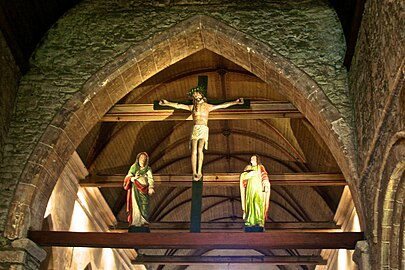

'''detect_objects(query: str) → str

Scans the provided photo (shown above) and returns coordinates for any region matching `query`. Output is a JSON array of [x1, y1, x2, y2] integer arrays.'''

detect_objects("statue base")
[[128, 226, 150, 233], [244, 225, 264, 232]]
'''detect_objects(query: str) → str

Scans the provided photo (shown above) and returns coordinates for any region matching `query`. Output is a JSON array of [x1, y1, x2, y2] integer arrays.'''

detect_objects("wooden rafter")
[[152, 151, 299, 172], [102, 101, 302, 122], [80, 172, 346, 188], [132, 255, 327, 265], [110, 221, 340, 232], [28, 231, 364, 249], [129, 67, 256, 103]]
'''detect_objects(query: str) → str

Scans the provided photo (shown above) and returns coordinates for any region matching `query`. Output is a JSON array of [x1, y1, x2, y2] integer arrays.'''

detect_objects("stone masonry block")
[[30, 183, 54, 230], [278, 73, 294, 102], [9, 264, 24, 270], [152, 40, 172, 73], [138, 51, 158, 83], [264, 61, 280, 93], [292, 86, 307, 116], [200, 28, 220, 54], [62, 93, 87, 114], [50, 128, 76, 165], [83, 84, 114, 118], [307, 89, 332, 113], [28, 165, 53, 196], [71, 98, 100, 132], [103, 75, 128, 106], [4, 202, 31, 240], [28, 143, 54, 170], [28, 143, 62, 181], [49, 108, 86, 148], [49, 107, 71, 130], [305, 102, 322, 133], [10, 183, 37, 209], [80, 73, 100, 97], [279, 60, 304, 84], [329, 118, 353, 170], [38, 124, 65, 150], [120, 62, 143, 93], [216, 32, 235, 64], [185, 28, 204, 54], [168, 32, 189, 65], [233, 41, 251, 72], [24, 127, 73, 171], [19, 162, 43, 185], [11, 239, 46, 262], [318, 104, 341, 132], [249, 50, 266, 82], [93, 60, 122, 88], [0, 250, 26, 263]]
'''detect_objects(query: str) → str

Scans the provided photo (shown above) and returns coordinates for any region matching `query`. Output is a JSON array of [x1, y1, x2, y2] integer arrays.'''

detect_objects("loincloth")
[[190, 124, 209, 150]]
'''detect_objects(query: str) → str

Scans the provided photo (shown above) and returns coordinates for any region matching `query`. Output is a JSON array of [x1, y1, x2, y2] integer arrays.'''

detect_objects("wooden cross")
[[153, 75, 250, 109], [155, 75, 248, 232]]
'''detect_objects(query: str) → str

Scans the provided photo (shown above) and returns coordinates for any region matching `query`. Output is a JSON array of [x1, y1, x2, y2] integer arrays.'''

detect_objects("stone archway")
[[373, 132, 405, 269], [4, 15, 361, 240]]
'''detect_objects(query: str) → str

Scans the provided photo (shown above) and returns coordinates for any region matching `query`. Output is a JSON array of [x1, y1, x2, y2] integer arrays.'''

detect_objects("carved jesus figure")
[[160, 86, 244, 180]]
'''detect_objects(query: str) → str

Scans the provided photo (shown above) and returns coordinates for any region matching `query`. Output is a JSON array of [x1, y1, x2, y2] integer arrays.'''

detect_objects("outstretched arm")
[[210, 98, 244, 111], [159, 99, 192, 111]]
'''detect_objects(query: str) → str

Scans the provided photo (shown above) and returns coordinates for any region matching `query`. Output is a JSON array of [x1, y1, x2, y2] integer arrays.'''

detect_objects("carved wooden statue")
[[160, 86, 243, 180], [123, 152, 155, 229], [240, 155, 270, 231]]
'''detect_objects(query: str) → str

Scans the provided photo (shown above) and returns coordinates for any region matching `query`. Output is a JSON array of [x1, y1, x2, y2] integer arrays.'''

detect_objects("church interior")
[[0, 0, 403, 269]]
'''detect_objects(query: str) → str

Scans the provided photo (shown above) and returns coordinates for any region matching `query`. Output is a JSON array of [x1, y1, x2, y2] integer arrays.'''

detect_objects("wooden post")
[[190, 179, 203, 232], [190, 76, 207, 233]]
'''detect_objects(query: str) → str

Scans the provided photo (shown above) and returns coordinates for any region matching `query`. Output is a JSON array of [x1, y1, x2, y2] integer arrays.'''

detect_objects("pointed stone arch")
[[4, 14, 361, 239], [373, 132, 405, 269]]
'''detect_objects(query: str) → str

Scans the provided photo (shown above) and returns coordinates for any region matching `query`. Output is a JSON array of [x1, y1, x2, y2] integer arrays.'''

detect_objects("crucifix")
[[157, 75, 246, 232]]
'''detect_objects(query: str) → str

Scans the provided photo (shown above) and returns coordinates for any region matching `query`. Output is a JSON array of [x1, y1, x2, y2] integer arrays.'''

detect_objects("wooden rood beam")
[[132, 255, 327, 265], [28, 231, 364, 250], [110, 221, 341, 232], [80, 173, 346, 188], [102, 101, 302, 122]]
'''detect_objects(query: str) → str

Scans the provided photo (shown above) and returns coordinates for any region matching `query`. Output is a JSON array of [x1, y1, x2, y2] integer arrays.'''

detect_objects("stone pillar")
[[0, 238, 46, 270], [353, 240, 371, 270]]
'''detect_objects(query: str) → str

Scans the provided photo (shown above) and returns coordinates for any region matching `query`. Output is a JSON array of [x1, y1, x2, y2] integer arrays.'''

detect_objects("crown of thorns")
[[187, 86, 207, 98]]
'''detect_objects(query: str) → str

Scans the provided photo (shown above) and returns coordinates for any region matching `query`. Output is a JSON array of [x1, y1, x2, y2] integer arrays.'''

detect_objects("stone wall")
[[0, 0, 349, 231], [349, 0, 404, 268], [0, 31, 22, 255], [0, 30, 21, 162]]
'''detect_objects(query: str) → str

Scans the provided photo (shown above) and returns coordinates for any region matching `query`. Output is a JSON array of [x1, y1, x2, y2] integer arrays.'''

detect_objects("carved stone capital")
[[3, 202, 31, 240], [353, 240, 371, 270], [0, 238, 46, 269]]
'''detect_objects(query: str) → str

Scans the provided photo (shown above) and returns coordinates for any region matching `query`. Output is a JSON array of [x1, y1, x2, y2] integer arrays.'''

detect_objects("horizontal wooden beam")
[[28, 231, 363, 250], [80, 173, 346, 188], [111, 221, 340, 232], [102, 101, 302, 122], [132, 255, 327, 265]]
